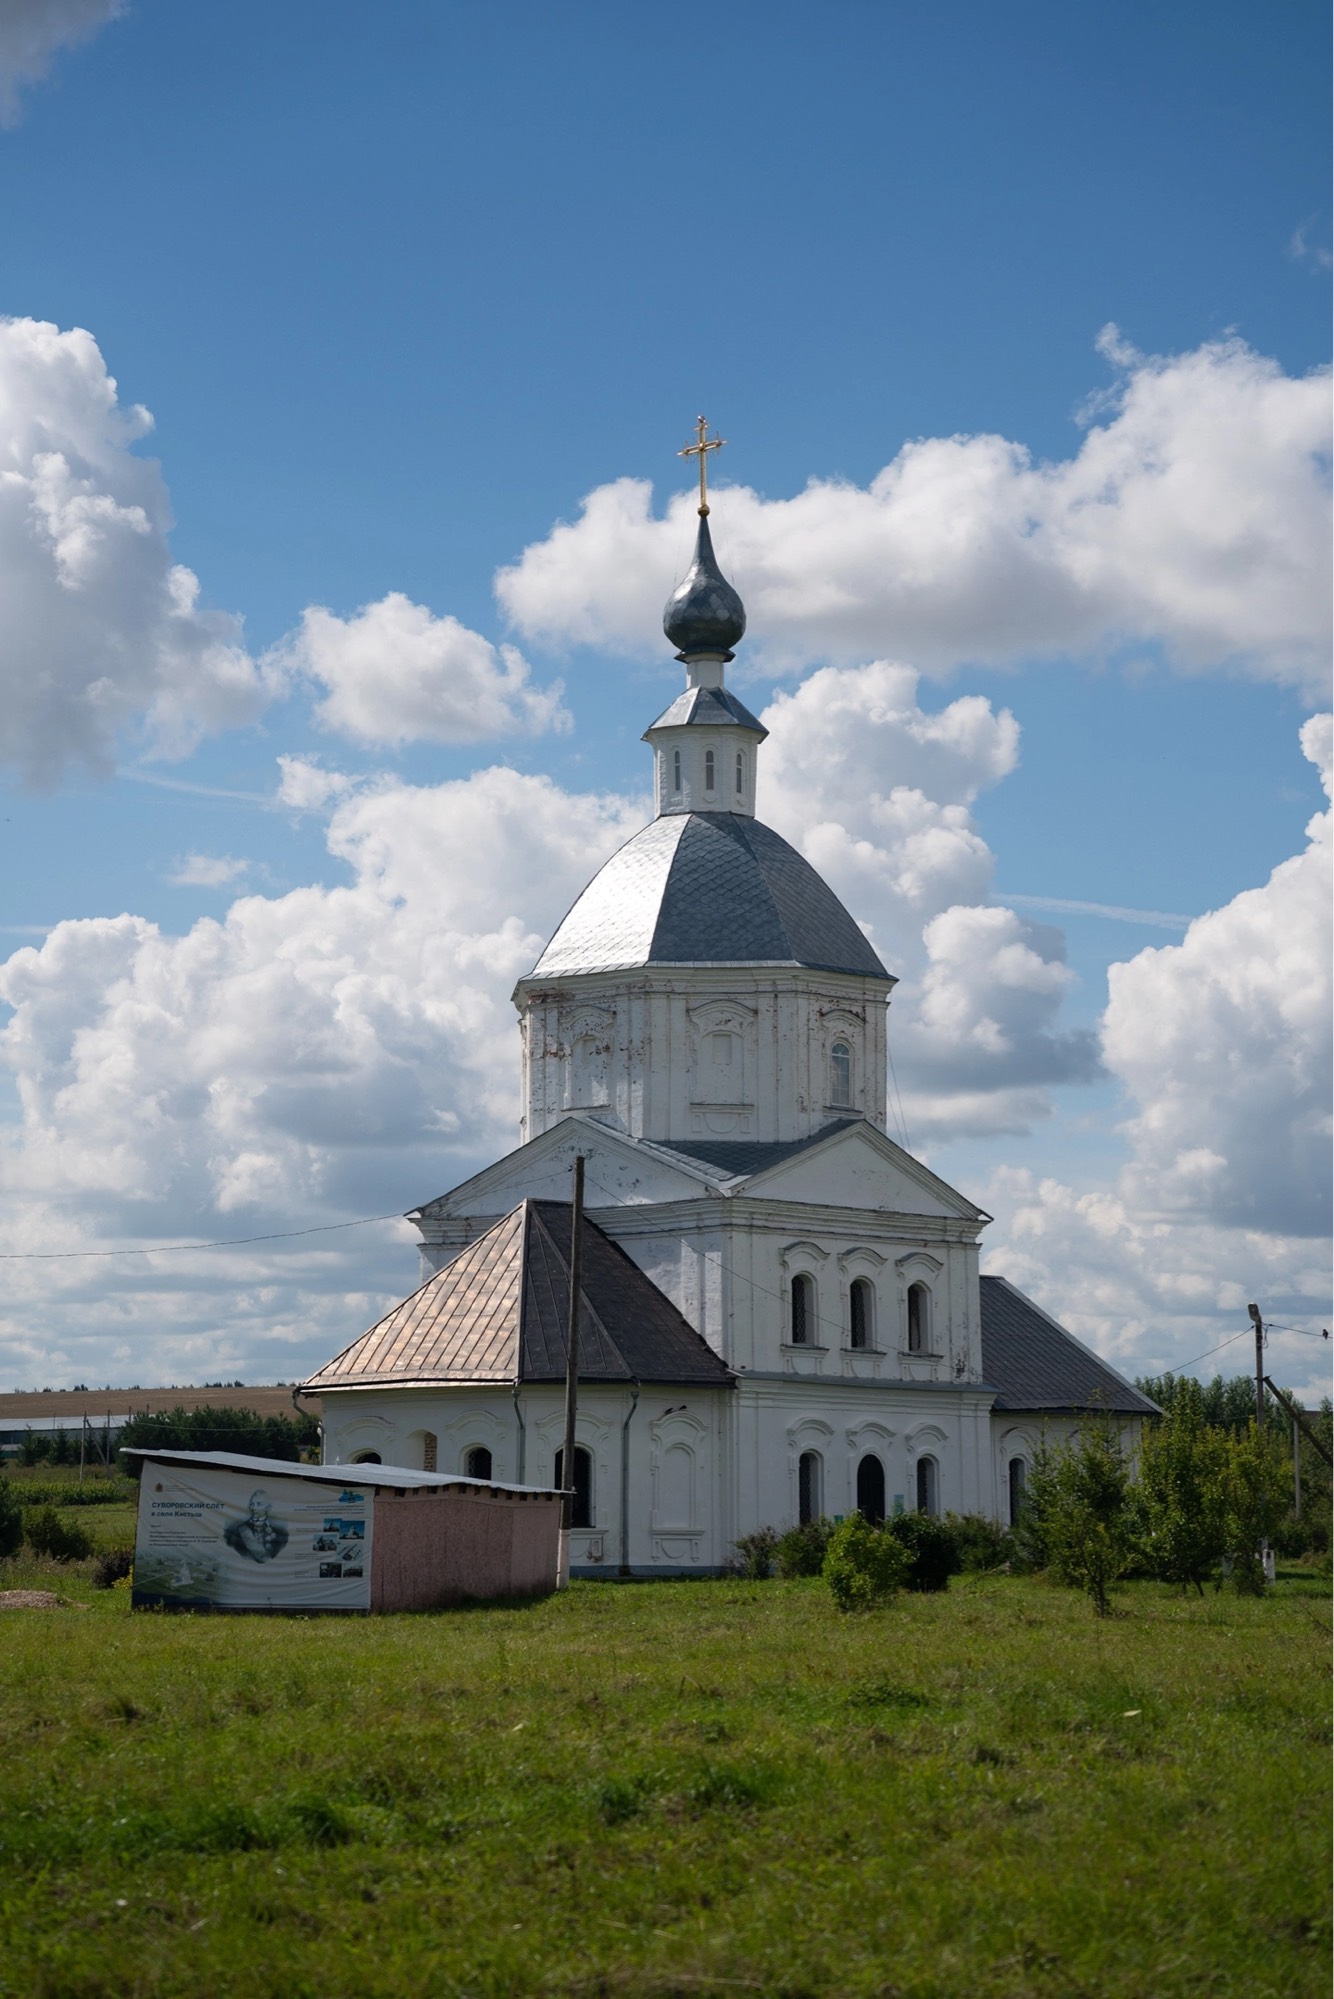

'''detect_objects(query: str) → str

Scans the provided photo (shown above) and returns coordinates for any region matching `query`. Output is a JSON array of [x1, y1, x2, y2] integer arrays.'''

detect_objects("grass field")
[[0, 1565, 1327, 1999]]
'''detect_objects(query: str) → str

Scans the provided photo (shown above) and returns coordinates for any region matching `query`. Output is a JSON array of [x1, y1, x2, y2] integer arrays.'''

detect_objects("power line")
[[0, 1214, 405, 1260]]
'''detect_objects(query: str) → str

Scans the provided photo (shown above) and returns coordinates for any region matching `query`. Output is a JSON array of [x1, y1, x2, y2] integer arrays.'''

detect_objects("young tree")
[[1223, 1421, 1289, 1595], [1136, 1377, 1231, 1593], [1037, 1417, 1135, 1616]]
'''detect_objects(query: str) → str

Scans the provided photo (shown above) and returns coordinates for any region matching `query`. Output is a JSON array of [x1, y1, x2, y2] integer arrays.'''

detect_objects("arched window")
[[830, 1041, 852, 1108], [349, 1451, 381, 1465], [704, 748, 716, 792], [554, 1444, 593, 1529], [1008, 1455, 1027, 1527], [907, 1281, 929, 1354], [672, 748, 681, 793], [421, 1431, 437, 1473], [856, 1454, 886, 1523], [466, 1445, 493, 1482], [735, 750, 744, 795], [798, 1450, 821, 1525], [790, 1272, 814, 1345], [849, 1277, 872, 1350], [916, 1454, 939, 1517]]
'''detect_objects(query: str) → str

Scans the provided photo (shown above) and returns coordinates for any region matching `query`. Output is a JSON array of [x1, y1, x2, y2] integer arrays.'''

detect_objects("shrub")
[[23, 1505, 94, 1562], [944, 1511, 1013, 1573], [887, 1511, 962, 1592], [822, 1515, 909, 1613], [91, 1547, 135, 1589], [775, 1517, 835, 1578], [732, 1527, 779, 1579], [0, 1476, 22, 1561]]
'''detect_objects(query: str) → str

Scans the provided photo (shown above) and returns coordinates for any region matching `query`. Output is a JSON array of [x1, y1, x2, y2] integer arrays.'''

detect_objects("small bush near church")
[[775, 1517, 834, 1578], [732, 1527, 779, 1579], [23, 1504, 93, 1562], [822, 1515, 909, 1612], [887, 1510, 962, 1592], [943, 1510, 1014, 1572]]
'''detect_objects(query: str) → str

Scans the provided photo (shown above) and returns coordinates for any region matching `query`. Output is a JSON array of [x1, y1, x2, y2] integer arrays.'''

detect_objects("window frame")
[[830, 1039, 853, 1108], [848, 1276, 873, 1350], [465, 1445, 493, 1482], [789, 1271, 815, 1346], [797, 1449, 822, 1525], [915, 1453, 939, 1517], [906, 1280, 930, 1354]]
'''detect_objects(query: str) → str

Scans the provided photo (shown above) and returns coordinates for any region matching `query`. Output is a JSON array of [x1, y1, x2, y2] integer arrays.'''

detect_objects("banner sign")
[[133, 1465, 373, 1610]]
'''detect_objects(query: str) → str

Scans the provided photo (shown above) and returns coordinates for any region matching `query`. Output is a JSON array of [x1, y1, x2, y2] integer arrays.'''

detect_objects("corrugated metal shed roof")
[[529, 811, 891, 981], [304, 1201, 733, 1393], [122, 1448, 555, 1496], [979, 1276, 1159, 1415]]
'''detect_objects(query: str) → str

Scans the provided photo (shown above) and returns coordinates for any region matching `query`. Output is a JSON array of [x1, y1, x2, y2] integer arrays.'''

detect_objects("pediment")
[[414, 1116, 721, 1225], [737, 1122, 987, 1223]]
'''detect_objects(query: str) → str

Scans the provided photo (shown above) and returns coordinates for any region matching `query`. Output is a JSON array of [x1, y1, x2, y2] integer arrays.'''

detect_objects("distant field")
[[0, 1567, 1327, 1999]]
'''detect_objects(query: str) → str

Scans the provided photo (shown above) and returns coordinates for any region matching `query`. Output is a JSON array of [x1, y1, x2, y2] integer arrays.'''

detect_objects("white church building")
[[303, 458, 1154, 1574]]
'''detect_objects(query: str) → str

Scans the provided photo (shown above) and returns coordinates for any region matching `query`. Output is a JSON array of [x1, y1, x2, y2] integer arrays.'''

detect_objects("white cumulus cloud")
[[0, 0, 122, 124], [0, 317, 270, 784], [497, 333, 1332, 697], [758, 661, 1100, 1136], [1102, 713, 1332, 1238], [976, 717, 1333, 1388], [167, 854, 251, 890], [273, 592, 569, 748]]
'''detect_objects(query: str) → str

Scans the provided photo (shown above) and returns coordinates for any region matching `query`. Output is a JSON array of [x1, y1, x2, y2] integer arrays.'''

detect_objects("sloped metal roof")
[[529, 812, 891, 981], [122, 1448, 553, 1496], [303, 1200, 733, 1392], [644, 684, 766, 737], [979, 1275, 1159, 1415], [656, 1120, 861, 1180]]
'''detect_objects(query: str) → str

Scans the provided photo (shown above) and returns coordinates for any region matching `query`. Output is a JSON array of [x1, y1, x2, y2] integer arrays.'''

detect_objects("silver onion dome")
[[662, 513, 747, 661]]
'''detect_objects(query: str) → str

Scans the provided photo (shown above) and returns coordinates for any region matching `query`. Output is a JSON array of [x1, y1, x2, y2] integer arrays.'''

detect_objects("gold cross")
[[679, 414, 725, 515]]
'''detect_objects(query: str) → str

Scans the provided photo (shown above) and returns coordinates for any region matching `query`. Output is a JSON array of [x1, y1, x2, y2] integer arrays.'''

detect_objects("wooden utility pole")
[[560, 1154, 585, 1534], [1247, 1302, 1265, 1427]]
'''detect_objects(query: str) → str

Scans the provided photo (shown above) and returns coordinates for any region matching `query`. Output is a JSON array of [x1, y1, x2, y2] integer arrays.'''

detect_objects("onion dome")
[[662, 513, 747, 662]]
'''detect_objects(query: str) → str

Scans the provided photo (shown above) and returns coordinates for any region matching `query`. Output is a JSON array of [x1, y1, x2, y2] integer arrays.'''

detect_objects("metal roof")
[[528, 811, 892, 981], [122, 1448, 557, 1496], [644, 684, 766, 737], [979, 1276, 1159, 1416], [304, 1200, 734, 1393], [657, 1120, 862, 1180]]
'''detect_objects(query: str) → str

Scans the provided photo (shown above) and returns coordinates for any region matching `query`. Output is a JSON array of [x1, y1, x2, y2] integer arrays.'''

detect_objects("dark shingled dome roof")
[[528, 811, 892, 981]]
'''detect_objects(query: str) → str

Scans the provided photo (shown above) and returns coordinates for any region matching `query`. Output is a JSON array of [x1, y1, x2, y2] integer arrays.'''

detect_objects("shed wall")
[[369, 1487, 559, 1609]]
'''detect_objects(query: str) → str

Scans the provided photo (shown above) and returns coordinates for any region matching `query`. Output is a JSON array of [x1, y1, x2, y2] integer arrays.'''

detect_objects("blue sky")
[[0, 0, 1329, 1398]]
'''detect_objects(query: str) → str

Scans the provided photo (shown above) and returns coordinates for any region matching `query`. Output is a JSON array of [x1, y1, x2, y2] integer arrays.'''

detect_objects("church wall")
[[322, 1382, 736, 1577], [516, 966, 891, 1149]]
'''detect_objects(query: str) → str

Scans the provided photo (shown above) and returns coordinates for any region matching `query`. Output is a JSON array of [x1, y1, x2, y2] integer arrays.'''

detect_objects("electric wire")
[[0, 1214, 406, 1260]]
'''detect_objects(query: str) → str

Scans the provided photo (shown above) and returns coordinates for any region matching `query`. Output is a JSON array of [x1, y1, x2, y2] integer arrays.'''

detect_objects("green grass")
[[0, 1568, 1327, 1999]]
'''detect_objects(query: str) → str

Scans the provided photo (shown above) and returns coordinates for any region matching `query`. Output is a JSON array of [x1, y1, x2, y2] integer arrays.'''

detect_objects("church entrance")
[[856, 1454, 885, 1523]]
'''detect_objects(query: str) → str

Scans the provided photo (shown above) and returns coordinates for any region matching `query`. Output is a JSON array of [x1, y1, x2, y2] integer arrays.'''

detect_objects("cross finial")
[[679, 414, 725, 516]]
